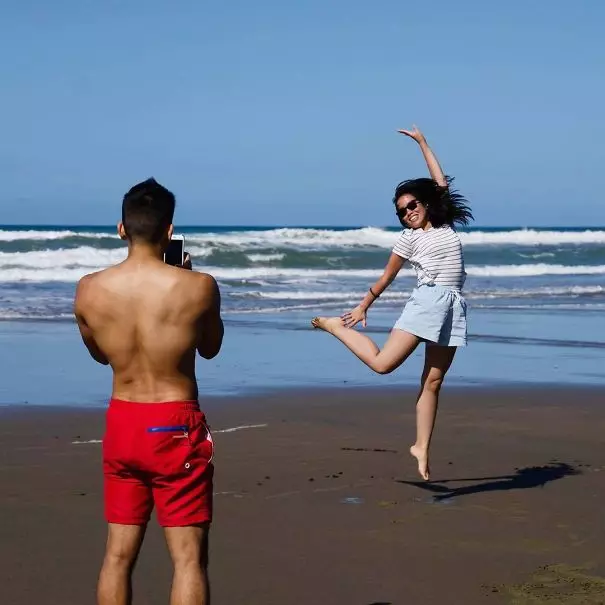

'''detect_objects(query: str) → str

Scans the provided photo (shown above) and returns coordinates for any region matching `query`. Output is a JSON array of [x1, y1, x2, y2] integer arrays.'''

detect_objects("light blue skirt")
[[393, 284, 467, 347]]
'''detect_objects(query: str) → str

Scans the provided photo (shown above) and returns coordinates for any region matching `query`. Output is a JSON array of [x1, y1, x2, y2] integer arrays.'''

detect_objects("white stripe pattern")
[[393, 225, 465, 290]]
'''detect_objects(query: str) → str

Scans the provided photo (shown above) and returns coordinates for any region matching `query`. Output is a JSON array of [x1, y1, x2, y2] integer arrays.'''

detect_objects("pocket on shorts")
[[204, 425, 214, 463], [146, 413, 213, 470], [189, 421, 214, 464], [146, 425, 192, 450]]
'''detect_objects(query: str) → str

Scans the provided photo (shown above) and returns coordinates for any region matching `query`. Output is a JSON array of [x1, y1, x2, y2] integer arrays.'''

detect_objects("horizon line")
[[0, 224, 603, 230]]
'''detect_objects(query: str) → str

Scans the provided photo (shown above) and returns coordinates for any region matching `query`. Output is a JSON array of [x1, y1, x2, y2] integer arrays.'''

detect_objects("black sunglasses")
[[395, 200, 420, 219]]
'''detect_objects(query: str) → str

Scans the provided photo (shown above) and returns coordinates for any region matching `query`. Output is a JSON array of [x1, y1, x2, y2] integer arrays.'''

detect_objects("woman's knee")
[[422, 372, 445, 393], [373, 360, 396, 375]]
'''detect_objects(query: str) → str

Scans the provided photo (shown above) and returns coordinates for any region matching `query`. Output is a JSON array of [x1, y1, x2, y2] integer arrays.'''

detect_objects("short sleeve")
[[392, 230, 412, 259]]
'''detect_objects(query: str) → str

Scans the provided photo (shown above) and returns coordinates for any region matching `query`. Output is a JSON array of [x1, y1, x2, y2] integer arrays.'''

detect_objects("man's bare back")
[[75, 252, 222, 402]]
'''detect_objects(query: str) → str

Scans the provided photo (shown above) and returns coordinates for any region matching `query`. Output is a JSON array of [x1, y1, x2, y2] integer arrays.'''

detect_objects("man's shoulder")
[[74, 271, 102, 313], [177, 269, 218, 290], [196, 271, 219, 288], [76, 267, 113, 290], [76, 270, 100, 292], [75, 267, 123, 305], [177, 271, 220, 312]]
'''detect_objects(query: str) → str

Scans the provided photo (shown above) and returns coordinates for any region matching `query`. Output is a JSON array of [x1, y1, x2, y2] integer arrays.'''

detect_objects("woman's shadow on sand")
[[397, 462, 580, 502]]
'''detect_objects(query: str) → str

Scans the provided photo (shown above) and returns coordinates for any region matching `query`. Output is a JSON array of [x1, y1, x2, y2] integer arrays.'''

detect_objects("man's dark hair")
[[122, 178, 176, 243], [393, 176, 473, 228]]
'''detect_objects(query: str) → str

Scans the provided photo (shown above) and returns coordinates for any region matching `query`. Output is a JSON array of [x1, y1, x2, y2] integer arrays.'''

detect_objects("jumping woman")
[[312, 126, 473, 481]]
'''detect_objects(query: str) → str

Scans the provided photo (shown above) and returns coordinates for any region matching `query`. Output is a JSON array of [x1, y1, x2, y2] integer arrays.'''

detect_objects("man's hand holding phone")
[[163, 234, 192, 270], [164, 235, 186, 267], [178, 253, 192, 270]]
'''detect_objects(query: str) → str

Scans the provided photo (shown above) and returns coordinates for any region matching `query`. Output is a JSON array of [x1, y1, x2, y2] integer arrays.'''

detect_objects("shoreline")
[[1, 310, 603, 406], [0, 381, 603, 411]]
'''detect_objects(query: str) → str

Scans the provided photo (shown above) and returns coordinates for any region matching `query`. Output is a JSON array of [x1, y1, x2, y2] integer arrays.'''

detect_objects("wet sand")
[[1, 385, 604, 604]]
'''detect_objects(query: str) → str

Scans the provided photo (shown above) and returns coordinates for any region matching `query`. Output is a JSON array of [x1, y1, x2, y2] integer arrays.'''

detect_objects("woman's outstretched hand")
[[341, 305, 367, 329], [397, 125, 426, 145]]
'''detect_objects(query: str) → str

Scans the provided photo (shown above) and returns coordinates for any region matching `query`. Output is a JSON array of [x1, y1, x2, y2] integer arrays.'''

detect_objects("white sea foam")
[[0, 229, 113, 241], [231, 290, 412, 301], [231, 285, 605, 302], [196, 264, 605, 280], [0, 247, 126, 268], [459, 229, 605, 246], [246, 253, 286, 263], [472, 303, 605, 311], [2, 227, 605, 248], [183, 227, 605, 249], [0, 310, 73, 320], [1, 261, 604, 283], [518, 252, 556, 259], [465, 285, 605, 299], [185, 227, 397, 250], [223, 302, 344, 314], [466, 264, 605, 277]]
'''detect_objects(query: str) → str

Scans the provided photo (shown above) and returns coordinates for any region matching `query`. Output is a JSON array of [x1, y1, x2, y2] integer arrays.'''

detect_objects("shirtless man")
[[74, 178, 223, 605]]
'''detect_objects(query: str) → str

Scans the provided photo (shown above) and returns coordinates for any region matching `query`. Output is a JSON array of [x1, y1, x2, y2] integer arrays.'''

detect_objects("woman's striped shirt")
[[392, 225, 466, 290]]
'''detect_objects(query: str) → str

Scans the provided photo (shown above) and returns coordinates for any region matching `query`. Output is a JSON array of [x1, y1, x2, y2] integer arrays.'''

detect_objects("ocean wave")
[[2, 227, 605, 250], [245, 253, 286, 263], [231, 290, 411, 301], [185, 227, 397, 250], [185, 227, 605, 249], [0, 266, 378, 283], [0, 229, 112, 241], [459, 229, 605, 246], [0, 227, 394, 248], [1, 262, 604, 283], [2, 241, 601, 276], [231, 285, 605, 302], [0, 247, 126, 268], [472, 303, 605, 312], [466, 285, 605, 299], [517, 252, 556, 259], [223, 302, 344, 314], [467, 264, 605, 277], [0, 310, 74, 321]]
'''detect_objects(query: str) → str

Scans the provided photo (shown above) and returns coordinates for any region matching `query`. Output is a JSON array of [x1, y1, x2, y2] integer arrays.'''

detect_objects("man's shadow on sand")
[[397, 462, 580, 501]]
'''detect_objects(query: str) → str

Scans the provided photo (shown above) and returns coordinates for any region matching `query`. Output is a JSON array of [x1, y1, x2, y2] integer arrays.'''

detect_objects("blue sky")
[[1, 1, 603, 227]]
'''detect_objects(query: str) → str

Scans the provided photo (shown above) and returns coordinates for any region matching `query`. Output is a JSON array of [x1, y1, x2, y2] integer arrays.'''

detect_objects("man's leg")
[[97, 523, 146, 605], [165, 524, 210, 605]]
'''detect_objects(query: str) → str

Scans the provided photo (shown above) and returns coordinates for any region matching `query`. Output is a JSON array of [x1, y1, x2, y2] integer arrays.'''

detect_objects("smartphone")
[[164, 235, 185, 266]]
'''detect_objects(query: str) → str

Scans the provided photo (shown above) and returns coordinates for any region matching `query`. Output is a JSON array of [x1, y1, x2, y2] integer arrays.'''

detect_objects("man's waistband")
[[109, 398, 201, 413]]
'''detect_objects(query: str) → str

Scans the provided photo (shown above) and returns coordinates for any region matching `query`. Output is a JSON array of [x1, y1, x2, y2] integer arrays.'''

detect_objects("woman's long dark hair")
[[393, 176, 473, 228]]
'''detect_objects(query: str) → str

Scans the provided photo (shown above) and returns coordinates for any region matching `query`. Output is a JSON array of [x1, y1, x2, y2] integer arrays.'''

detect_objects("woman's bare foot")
[[311, 316, 344, 334], [410, 444, 430, 481]]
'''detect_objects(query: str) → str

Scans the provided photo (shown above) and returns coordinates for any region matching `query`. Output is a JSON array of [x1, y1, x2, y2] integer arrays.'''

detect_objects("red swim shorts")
[[103, 399, 214, 527]]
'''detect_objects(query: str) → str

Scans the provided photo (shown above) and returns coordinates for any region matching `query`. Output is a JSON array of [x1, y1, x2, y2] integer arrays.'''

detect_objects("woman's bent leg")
[[312, 317, 420, 374]]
